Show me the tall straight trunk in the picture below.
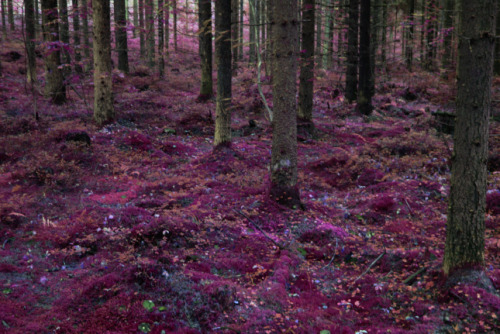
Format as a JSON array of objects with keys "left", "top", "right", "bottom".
[
  {"left": 25, "top": 0, "right": 36, "bottom": 84},
  {"left": 357, "top": 0, "right": 371, "bottom": 115},
  {"left": 425, "top": 0, "right": 437, "bottom": 70},
  {"left": 41, "top": 0, "right": 66, "bottom": 104},
  {"left": 1, "top": 0, "right": 6, "bottom": 38},
  {"left": 7, "top": 0, "right": 13, "bottom": 30},
  {"left": 380, "top": 0, "right": 387, "bottom": 65},
  {"left": 249, "top": 0, "right": 256, "bottom": 63},
  {"left": 443, "top": 0, "right": 496, "bottom": 287},
  {"left": 315, "top": 0, "right": 322, "bottom": 68},
  {"left": 92, "top": 0, "right": 114, "bottom": 125},
  {"left": 198, "top": 0, "right": 212, "bottom": 98},
  {"left": 231, "top": 0, "right": 238, "bottom": 70},
  {"left": 59, "top": 0, "right": 71, "bottom": 68},
  {"left": 420, "top": 0, "right": 425, "bottom": 64},
  {"left": 269, "top": 0, "right": 300, "bottom": 207},
  {"left": 139, "top": 0, "right": 145, "bottom": 57},
  {"left": 405, "top": 0, "right": 414, "bottom": 71},
  {"left": 214, "top": 0, "right": 232, "bottom": 147},
  {"left": 298, "top": 0, "right": 315, "bottom": 124},
  {"left": 495, "top": 5, "right": 500, "bottom": 75},
  {"left": 72, "top": 0, "right": 82, "bottom": 73},
  {"left": 82, "top": 0, "right": 91, "bottom": 71},
  {"left": 165, "top": 0, "right": 170, "bottom": 51},
  {"left": 173, "top": 0, "right": 178, "bottom": 51},
  {"left": 158, "top": 0, "right": 164, "bottom": 76},
  {"left": 34, "top": 0, "right": 40, "bottom": 34},
  {"left": 345, "top": 0, "right": 358, "bottom": 102},
  {"left": 114, "top": 0, "right": 129, "bottom": 73},
  {"left": 146, "top": 0, "right": 155, "bottom": 67},
  {"left": 442, "top": 0, "right": 454, "bottom": 68},
  {"left": 370, "top": 0, "right": 380, "bottom": 94},
  {"left": 133, "top": 0, "right": 138, "bottom": 37},
  {"left": 238, "top": 0, "right": 243, "bottom": 60},
  {"left": 325, "top": 0, "right": 334, "bottom": 69}
]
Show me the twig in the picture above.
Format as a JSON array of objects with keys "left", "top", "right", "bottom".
[
  {"left": 404, "top": 198, "right": 414, "bottom": 216},
  {"left": 233, "top": 209, "right": 286, "bottom": 250},
  {"left": 354, "top": 251, "right": 386, "bottom": 283},
  {"left": 403, "top": 266, "right": 427, "bottom": 285},
  {"left": 322, "top": 237, "right": 339, "bottom": 269}
]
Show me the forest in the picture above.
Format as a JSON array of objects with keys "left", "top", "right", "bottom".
[{"left": 0, "top": 0, "right": 499, "bottom": 333}]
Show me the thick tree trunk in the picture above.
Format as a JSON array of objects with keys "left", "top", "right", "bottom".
[
  {"left": 115, "top": 0, "right": 129, "bottom": 73},
  {"left": 238, "top": 0, "right": 243, "bottom": 59},
  {"left": 231, "top": 0, "right": 238, "bottom": 70},
  {"left": 315, "top": 0, "right": 322, "bottom": 68},
  {"left": 72, "top": 0, "right": 82, "bottom": 73},
  {"left": 443, "top": 0, "right": 496, "bottom": 288},
  {"left": 345, "top": 0, "right": 358, "bottom": 102},
  {"left": 404, "top": 0, "right": 414, "bottom": 71},
  {"left": 7, "top": 0, "right": 13, "bottom": 30},
  {"left": 198, "top": 0, "right": 212, "bottom": 99},
  {"left": 380, "top": 0, "right": 387, "bottom": 65},
  {"left": 59, "top": 0, "right": 71, "bottom": 68},
  {"left": 41, "top": 0, "right": 66, "bottom": 104},
  {"left": 214, "top": 0, "right": 232, "bottom": 147},
  {"left": 269, "top": 0, "right": 300, "bottom": 207},
  {"left": 82, "top": 0, "right": 91, "bottom": 71},
  {"left": 249, "top": 0, "right": 256, "bottom": 63},
  {"left": 25, "top": 0, "right": 36, "bottom": 84},
  {"left": 92, "top": 0, "right": 114, "bottom": 125},
  {"left": 357, "top": 0, "right": 371, "bottom": 115},
  {"left": 1, "top": 0, "right": 7, "bottom": 38},
  {"left": 139, "top": 0, "right": 145, "bottom": 57},
  {"left": 442, "top": 0, "right": 454, "bottom": 69},
  {"left": 370, "top": 0, "right": 381, "bottom": 94},
  {"left": 298, "top": 0, "right": 315, "bottom": 124},
  {"left": 173, "top": 0, "right": 178, "bottom": 51},
  {"left": 146, "top": 0, "right": 155, "bottom": 67},
  {"left": 158, "top": 0, "right": 164, "bottom": 76},
  {"left": 133, "top": 0, "right": 138, "bottom": 37},
  {"left": 495, "top": 5, "right": 500, "bottom": 75}
]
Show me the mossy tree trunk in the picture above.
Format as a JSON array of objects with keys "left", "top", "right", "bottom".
[
  {"left": 198, "top": 0, "right": 212, "bottom": 99},
  {"left": 269, "top": 0, "right": 300, "bottom": 208},
  {"left": 165, "top": 0, "right": 170, "bottom": 52},
  {"left": 41, "top": 0, "right": 66, "bottom": 104},
  {"left": 214, "top": 0, "right": 232, "bottom": 147},
  {"left": 92, "top": 0, "right": 114, "bottom": 125},
  {"left": 114, "top": 0, "right": 129, "bottom": 73},
  {"left": 298, "top": 0, "right": 315, "bottom": 125},
  {"left": 443, "top": 0, "right": 496, "bottom": 284},
  {"left": 345, "top": 0, "right": 358, "bottom": 102},
  {"left": 357, "top": 0, "right": 372, "bottom": 115},
  {"left": 25, "top": 0, "right": 36, "bottom": 84}
]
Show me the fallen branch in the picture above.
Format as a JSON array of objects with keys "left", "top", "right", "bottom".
[
  {"left": 322, "top": 237, "right": 339, "bottom": 270},
  {"left": 233, "top": 209, "right": 287, "bottom": 251},
  {"left": 354, "top": 251, "right": 386, "bottom": 283},
  {"left": 403, "top": 266, "right": 427, "bottom": 285}
]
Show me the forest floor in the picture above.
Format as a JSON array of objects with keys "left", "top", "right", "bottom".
[{"left": 0, "top": 36, "right": 500, "bottom": 333}]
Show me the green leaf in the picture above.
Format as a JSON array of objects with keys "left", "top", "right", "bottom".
[
  {"left": 297, "top": 247, "right": 307, "bottom": 257},
  {"left": 142, "top": 300, "right": 155, "bottom": 312},
  {"left": 138, "top": 323, "right": 151, "bottom": 333},
  {"left": 320, "top": 330, "right": 331, "bottom": 334},
  {"left": 2, "top": 288, "right": 12, "bottom": 295},
  {"left": 158, "top": 306, "right": 167, "bottom": 311}
]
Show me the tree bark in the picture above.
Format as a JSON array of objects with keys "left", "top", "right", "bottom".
[
  {"left": 198, "top": 0, "right": 212, "bottom": 99},
  {"left": 165, "top": 0, "right": 170, "bottom": 52},
  {"left": 357, "top": 0, "right": 371, "bottom": 115},
  {"left": 214, "top": 0, "right": 232, "bottom": 147},
  {"left": 345, "top": 0, "right": 358, "bottom": 102},
  {"left": 1, "top": 0, "right": 7, "bottom": 38},
  {"left": 82, "top": 0, "right": 91, "bottom": 71},
  {"left": 173, "top": 0, "right": 178, "bottom": 51},
  {"left": 298, "top": 0, "right": 315, "bottom": 125},
  {"left": 404, "top": 0, "right": 414, "bottom": 71},
  {"left": 25, "top": 0, "right": 36, "bottom": 84},
  {"left": 92, "top": 0, "right": 114, "bottom": 125},
  {"left": 72, "top": 0, "right": 82, "bottom": 73},
  {"left": 133, "top": 0, "right": 138, "bottom": 38},
  {"left": 231, "top": 0, "right": 238, "bottom": 70},
  {"left": 7, "top": 0, "right": 13, "bottom": 30},
  {"left": 139, "top": 0, "right": 145, "bottom": 57},
  {"left": 269, "top": 0, "right": 300, "bottom": 207},
  {"left": 443, "top": 0, "right": 496, "bottom": 286},
  {"left": 41, "top": 0, "right": 66, "bottom": 104},
  {"left": 115, "top": 0, "right": 129, "bottom": 73},
  {"left": 59, "top": 0, "right": 71, "bottom": 68},
  {"left": 442, "top": 0, "right": 454, "bottom": 69},
  {"left": 158, "top": 0, "right": 164, "bottom": 76},
  {"left": 249, "top": 0, "right": 256, "bottom": 63},
  {"left": 146, "top": 0, "right": 155, "bottom": 67}
]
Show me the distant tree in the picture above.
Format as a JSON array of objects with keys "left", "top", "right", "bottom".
[
  {"left": 92, "top": 0, "right": 114, "bottom": 125},
  {"left": 59, "top": 0, "right": 71, "bottom": 69},
  {"left": 249, "top": 0, "right": 256, "bottom": 63},
  {"left": 404, "top": 0, "right": 414, "bottom": 71},
  {"left": 25, "top": 0, "right": 36, "bottom": 84},
  {"left": 370, "top": 0, "right": 381, "bottom": 94},
  {"left": 315, "top": 0, "right": 322, "bottom": 68},
  {"left": 146, "top": 0, "right": 155, "bottom": 67},
  {"left": 214, "top": 0, "right": 232, "bottom": 147},
  {"left": 441, "top": 0, "right": 454, "bottom": 69},
  {"left": 173, "top": 0, "right": 177, "bottom": 51},
  {"left": 269, "top": 0, "right": 300, "bottom": 207},
  {"left": 82, "top": 0, "right": 91, "bottom": 71},
  {"left": 158, "top": 0, "right": 164, "bottom": 77},
  {"left": 298, "top": 0, "right": 315, "bottom": 129},
  {"left": 41, "top": 0, "right": 66, "bottom": 104},
  {"left": 380, "top": 0, "right": 387, "bottom": 65},
  {"left": 133, "top": 0, "right": 138, "bottom": 38},
  {"left": 7, "top": 0, "right": 13, "bottom": 30},
  {"left": 198, "top": 0, "right": 212, "bottom": 99},
  {"left": 139, "top": 0, "right": 145, "bottom": 57},
  {"left": 165, "top": 0, "right": 170, "bottom": 52},
  {"left": 357, "top": 0, "right": 372, "bottom": 115},
  {"left": 443, "top": 0, "right": 496, "bottom": 290},
  {"left": 72, "top": 0, "right": 82, "bottom": 73},
  {"left": 345, "top": 0, "right": 358, "bottom": 102},
  {"left": 1, "top": 0, "right": 6, "bottom": 38},
  {"left": 231, "top": 0, "right": 238, "bottom": 70},
  {"left": 114, "top": 0, "right": 129, "bottom": 73},
  {"left": 425, "top": 0, "right": 437, "bottom": 70}
]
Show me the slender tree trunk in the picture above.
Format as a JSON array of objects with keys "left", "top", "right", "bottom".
[
  {"left": 405, "top": 0, "right": 414, "bottom": 71},
  {"left": 198, "top": 0, "right": 212, "bottom": 99},
  {"left": 370, "top": 0, "right": 380, "bottom": 94},
  {"left": 173, "top": 0, "right": 177, "bottom": 51},
  {"left": 231, "top": 0, "right": 238, "bottom": 70},
  {"left": 269, "top": 0, "right": 300, "bottom": 207},
  {"left": 133, "top": 0, "right": 138, "bottom": 37},
  {"left": 25, "top": 0, "right": 36, "bottom": 84},
  {"left": 158, "top": 0, "right": 164, "bottom": 76},
  {"left": 115, "top": 0, "right": 129, "bottom": 73},
  {"left": 34, "top": 0, "right": 40, "bottom": 34},
  {"left": 1, "top": 0, "right": 7, "bottom": 38},
  {"left": 315, "top": 0, "right": 322, "bottom": 68},
  {"left": 82, "top": 0, "right": 91, "bottom": 71},
  {"left": 324, "top": 0, "right": 334, "bottom": 69},
  {"left": 380, "top": 0, "right": 387, "bottom": 65},
  {"left": 93, "top": 0, "right": 114, "bottom": 125},
  {"left": 238, "top": 0, "right": 243, "bottom": 59},
  {"left": 442, "top": 0, "right": 454, "bottom": 69},
  {"left": 345, "top": 0, "right": 358, "bottom": 102},
  {"left": 146, "top": 0, "right": 155, "bottom": 67},
  {"left": 298, "top": 0, "right": 315, "bottom": 125},
  {"left": 249, "top": 0, "right": 256, "bottom": 63},
  {"left": 165, "top": 0, "right": 170, "bottom": 52},
  {"left": 72, "top": 0, "right": 82, "bottom": 73},
  {"left": 214, "top": 0, "right": 232, "bottom": 147},
  {"left": 425, "top": 0, "right": 437, "bottom": 70},
  {"left": 495, "top": 5, "right": 500, "bottom": 75},
  {"left": 7, "top": 0, "right": 13, "bottom": 30},
  {"left": 139, "top": 0, "right": 145, "bottom": 57},
  {"left": 357, "top": 0, "right": 371, "bottom": 114},
  {"left": 59, "top": 0, "right": 71, "bottom": 69},
  {"left": 443, "top": 0, "right": 496, "bottom": 289},
  {"left": 41, "top": 0, "right": 66, "bottom": 104}
]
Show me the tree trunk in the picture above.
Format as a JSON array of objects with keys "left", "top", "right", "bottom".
[
  {"left": 93, "top": 0, "right": 115, "bottom": 125},
  {"left": 405, "top": 0, "right": 414, "bottom": 71},
  {"left": 59, "top": 0, "right": 71, "bottom": 69},
  {"left": 146, "top": 0, "right": 155, "bottom": 67},
  {"left": 269, "top": 0, "right": 300, "bottom": 207},
  {"left": 315, "top": 0, "right": 322, "bottom": 68},
  {"left": 238, "top": 0, "right": 243, "bottom": 60},
  {"left": 198, "top": 0, "right": 212, "bottom": 99},
  {"left": 370, "top": 0, "right": 381, "bottom": 94},
  {"left": 231, "top": 0, "right": 238, "bottom": 70},
  {"left": 173, "top": 0, "right": 178, "bottom": 51},
  {"left": 380, "top": 0, "right": 387, "bottom": 65},
  {"left": 425, "top": 0, "right": 437, "bottom": 70},
  {"left": 443, "top": 0, "right": 496, "bottom": 289},
  {"left": 214, "top": 0, "right": 232, "bottom": 147},
  {"left": 82, "top": 0, "right": 91, "bottom": 71},
  {"left": 441, "top": 0, "right": 454, "bottom": 69},
  {"left": 1, "top": 0, "right": 7, "bottom": 38},
  {"left": 115, "top": 0, "right": 129, "bottom": 73},
  {"left": 158, "top": 0, "right": 165, "bottom": 76},
  {"left": 34, "top": 0, "right": 40, "bottom": 35},
  {"left": 324, "top": 0, "right": 334, "bottom": 69},
  {"left": 165, "top": 0, "right": 170, "bottom": 51},
  {"left": 25, "top": 0, "right": 36, "bottom": 84},
  {"left": 133, "top": 0, "right": 138, "bottom": 38},
  {"left": 72, "top": 0, "right": 82, "bottom": 73},
  {"left": 41, "top": 0, "right": 66, "bottom": 104},
  {"left": 345, "top": 0, "right": 358, "bottom": 102},
  {"left": 7, "top": 0, "right": 13, "bottom": 30},
  {"left": 249, "top": 0, "right": 256, "bottom": 63},
  {"left": 495, "top": 5, "right": 500, "bottom": 75},
  {"left": 139, "top": 0, "right": 145, "bottom": 57},
  {"left": 357, "top": 0, "right": 371, "bottom": 115},
  {"left": 298, "top": 0, "right": 315, "bottom": 125}
]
